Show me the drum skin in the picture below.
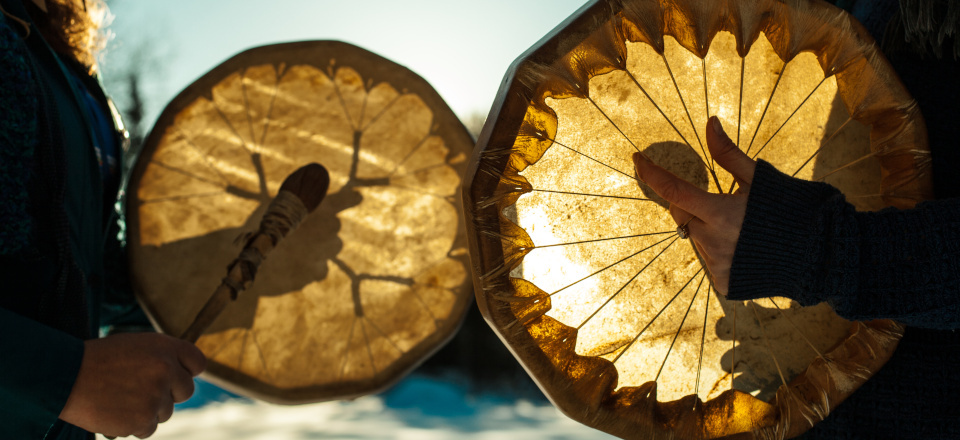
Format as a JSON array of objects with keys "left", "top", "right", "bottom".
[
  {"left": 128, "top": 41, "right": 475, "bottom": 404},
  {"left": 462, "top": 0, "right": 931, "bottom": 438}
]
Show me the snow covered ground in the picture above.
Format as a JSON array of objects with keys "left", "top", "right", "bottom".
[{"left": 97, "top": 376, "right": 617, "bottom": 440}]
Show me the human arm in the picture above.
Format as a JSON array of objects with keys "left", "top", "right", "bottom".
[
  {"left": 2, "top": 13, "right": 206, "bottom": 438},
  {"left": 1, "top": 308, "right": 207, "bottom": 440},
  {"left": 0, "top": 307, "right": 85, "bottom": 439},
  {"left": 634, "top": 117, "right": 960, "bottom": 330},
  {"left": 729, "top": 157, "right": 960, "bottom": 329}
]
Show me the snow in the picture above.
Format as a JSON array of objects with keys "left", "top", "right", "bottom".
[{"left": 97, "top": 376, "right": 616, "bottom": 440}]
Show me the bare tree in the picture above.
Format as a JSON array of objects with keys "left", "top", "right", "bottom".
[
  {"left": 120, "top": 67, "right": 146, "bottom": 167},
  {"left": 99, "top": 0, "right": 174, "bottom": 172},
  {"left": 463, "top": 110, "right": 487, "bottom": 139}
]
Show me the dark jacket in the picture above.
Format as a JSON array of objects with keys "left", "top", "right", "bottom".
[{"left": 0, "top": 2, "right": 138, "bottom": 438}]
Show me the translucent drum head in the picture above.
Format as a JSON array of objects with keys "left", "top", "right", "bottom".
[
  {"left": 463, "top": 1, "right": 931, "bottom": 438},
  {"left": 129, "top": 41, "right": 475, "bottom": 404}
]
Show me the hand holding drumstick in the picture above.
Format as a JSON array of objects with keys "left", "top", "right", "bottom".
[{"left": 61, "top": 163, "right": 331, "bottom": 439}]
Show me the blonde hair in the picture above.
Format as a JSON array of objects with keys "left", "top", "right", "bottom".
[{"left": 29, "top": 0, "right": 111, "bottom": 73}]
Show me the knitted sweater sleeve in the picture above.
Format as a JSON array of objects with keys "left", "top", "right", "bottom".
[{"left": 727, "top": 160, "right": 960, "bottom": 330}]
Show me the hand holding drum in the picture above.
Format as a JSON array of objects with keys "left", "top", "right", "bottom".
[{"left": 180, "top": 163, "right": 331, "bottom": 343}]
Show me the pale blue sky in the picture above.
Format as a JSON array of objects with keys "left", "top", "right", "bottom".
[{"left": 101, "top": 0, "right": 590, "bottom": 126}]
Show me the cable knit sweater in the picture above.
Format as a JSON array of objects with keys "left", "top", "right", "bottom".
[
  {"left": 728, "top": 1, "right": 960, "bottom": 437},
  {"left": 731, "top": 162, "right": 960, "bottom": 329}
]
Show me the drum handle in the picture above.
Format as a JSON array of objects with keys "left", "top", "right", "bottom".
[{"left": 180, "top": 163, "right": 330, "bottom": 343}]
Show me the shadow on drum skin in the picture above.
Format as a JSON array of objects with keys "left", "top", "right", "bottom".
[
  {"left": 631, "top": 134, "right": 848, "bottom": 401},
  {"left": 710, "top": 93, "right": 865, "bottom": 402},
  {"left": 630, "top": 135, "right": 798, "bottom": 401},
  {"left": 630, "top": 140, "right": 795, "bottom": 400},
  {"left": 143, "top": 169, "right": 436, "bottom": 337},
  {"left": 142, "top": 102, "right": 437, "bottom": 337},
  {"left": 714, "top": 300, "right": 796, "bottom": 401},
  {"left": 812, "top": 94, "right": 881, "bottom": 212},
  {"left": 139, "top": 101, "right": 465, "bottom": 348},
  {"left": 138, "top": 186, "right": 347, "bottom": 335},
  {"left": 129, "top": 42, "right": 476, "bottom": 402},
  {"left": 637, "top": 141, "right": 711, "bottom": 210}
]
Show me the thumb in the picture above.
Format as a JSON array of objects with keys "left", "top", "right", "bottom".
[
  {"left": 707, "top": 116, "right": 755, "bottom": 186},
  {"left": 174, "top": 339, "right": 207, "bottom": 376},
  {"left": 633, "top": 152, "right": 715, "bottom": 220}
]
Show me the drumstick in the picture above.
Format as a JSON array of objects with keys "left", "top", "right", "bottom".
[{"left": 180, "top": 163, "right": 330, "bottom": 343}]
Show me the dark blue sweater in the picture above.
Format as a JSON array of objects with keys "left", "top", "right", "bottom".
[{"left": 728, "top": 1, "right": 960, "bottom": 437}]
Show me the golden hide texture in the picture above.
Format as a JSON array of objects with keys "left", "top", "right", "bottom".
[
  {"left": 129, "top": 41, "right": 474, "bottom": 404},
  {"left": 463, "top": 0, "right": 930, "bottom": 438}
]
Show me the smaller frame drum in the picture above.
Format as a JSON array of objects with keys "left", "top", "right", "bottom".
[{"left": 128, "top": 41, "right": 475, "bottom": 404}]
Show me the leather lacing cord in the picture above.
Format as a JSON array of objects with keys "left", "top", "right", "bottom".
[{"left": 227, "top": 190, "right": 308, "bottom": 298}]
